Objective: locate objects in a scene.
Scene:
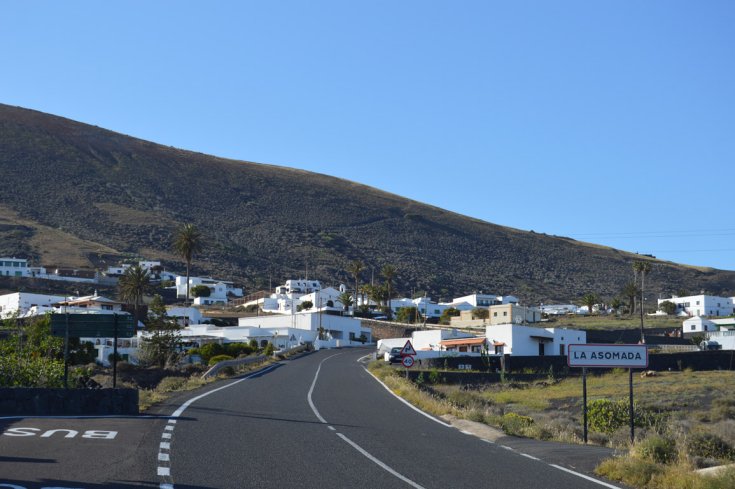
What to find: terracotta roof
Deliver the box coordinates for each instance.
[492,341,506,346]
[440,337,486,346]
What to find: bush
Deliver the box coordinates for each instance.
[501,412,534,435]
[588,399,629,435]
[225,342,254,357]
[633,436,678,464]
[263,342,275,356]
[686,433,735,461]
[208,354,234,366]
[156,376,187,392]
[191,285,211,297]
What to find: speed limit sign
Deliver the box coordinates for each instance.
[402,355,415,368]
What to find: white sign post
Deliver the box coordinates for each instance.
[567,344,648,444]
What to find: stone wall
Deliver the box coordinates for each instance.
[0,388,138,416]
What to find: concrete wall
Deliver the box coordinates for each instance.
[0,388,138,416]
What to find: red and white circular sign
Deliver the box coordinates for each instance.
[402,355,415,368]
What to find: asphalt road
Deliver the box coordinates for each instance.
[0,348,624,488]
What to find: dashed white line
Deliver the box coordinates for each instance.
[550,464,622,489]
[521,453,540,461]
[154,363,280,489]
[310,354,427,489]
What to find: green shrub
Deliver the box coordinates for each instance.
[199,343,226,363]
[208,354,234,366]
[263,342,275,356]
[428,369,441,384]
[633,436,678,464]
[686,433,735,461]
[225,342,254,357]
[588,399,629,434]
[501,412,534,435]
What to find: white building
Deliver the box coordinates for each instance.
[485,324,586,356]
[239,312,371,347]
[683,316,735,337]
[451,293,519,308]
[539,304,579,316]
[0,292,67,318]
[175,276,244,304]
[658,294,735,318]
[256,279,327,314]
[0,257,47,278]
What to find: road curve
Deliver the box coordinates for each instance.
[0,348,623,489]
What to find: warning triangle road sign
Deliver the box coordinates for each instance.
[400,340,417,356]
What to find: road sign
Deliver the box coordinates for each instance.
[402,355,415,368]
[568,344,648,368]
[50,314,136,338]
[400,340,417,357]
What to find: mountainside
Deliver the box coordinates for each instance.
[1,103,733,303]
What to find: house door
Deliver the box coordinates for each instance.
[538,342,545,356]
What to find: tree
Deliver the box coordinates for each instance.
[610,297,623,315]
[173,223,204,305]
[472,307,489,320]
[633,260,652,343]
[581,293,599,315]
[622,282,640,316]
[396,306,421,323]
[346,260,364,309]
[381,264,396,319]
[659,300,677,315]
[337,291,354,314]
[140,294,181,368]
[191,285,211,298]
[297,300,313,312]
[118,264,150,323]
[439,307,460,325]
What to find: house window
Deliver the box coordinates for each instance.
[493,312,497,317]
[691,325,696,330]
[102,305,113,310]
[559,344,565,355]
[696,301,700,305]
[459,346,468,352]
[503,311,507,316]
[495,345,504,354]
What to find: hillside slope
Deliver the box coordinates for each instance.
[1,103,733,302]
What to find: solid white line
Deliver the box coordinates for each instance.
[363,367,452,428]
[159,442,170,450]
[460,430,473,435]
[549,464,622,489]
[336,433,427,489]
[520,453,540,461]
[309,353,426,489]
[158,453,170,462]
[170,364,279,418]
[481,439,495,445]
[157,467,170,476]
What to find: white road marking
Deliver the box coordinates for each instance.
[501,445,514,451]
[310,353,427,489]
[328,426,336,431]
[158,453,170,462]
[521,453,540,461]
[481,439,495,444]
[362,367,452,428]
[550,464,622,489]
[154,362,280,488]
[0,414,169,420]
[460,430,473,435]
[337,433,427,489]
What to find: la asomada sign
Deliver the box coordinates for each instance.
[567,344,649,369]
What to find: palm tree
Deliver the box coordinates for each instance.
[622,282,640,316]
[638,261,652,343]
[337,291,354,315]
[381,264,396,319]
[173,223,204,305]
[118,265,150,323]
[581,293,599,316]
[346,260,364,309]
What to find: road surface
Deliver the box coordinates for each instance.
[0,348,623,488]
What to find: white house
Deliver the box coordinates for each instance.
[238,312,371,347]
[0,257,42,278]
[658,294,735,318]
[539,304,579,316]
[485,324,586,356]
[684,316,735,337]
[0,292,67,318]
[451,293,519,308]
[175,276,244,304]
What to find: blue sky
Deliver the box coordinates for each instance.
[2,1,734,270]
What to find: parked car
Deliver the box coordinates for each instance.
[386,347,403,364]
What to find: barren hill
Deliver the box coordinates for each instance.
[1,103,732,303]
